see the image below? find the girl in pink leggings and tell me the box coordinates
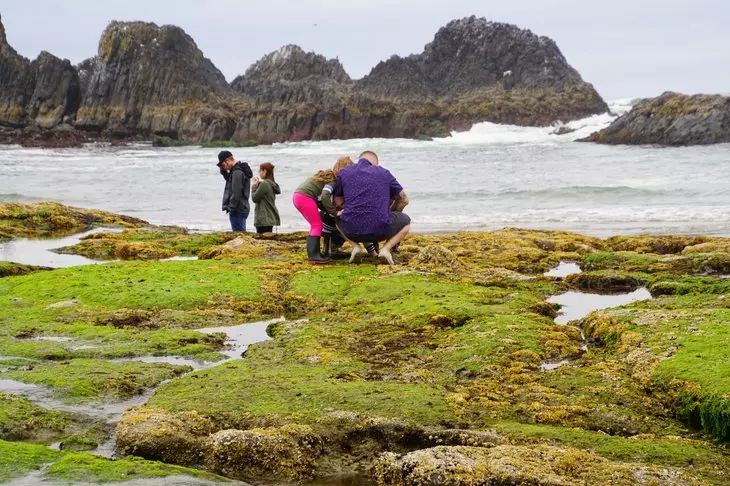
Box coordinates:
[293,157,353,264]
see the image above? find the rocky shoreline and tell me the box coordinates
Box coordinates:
[0,15,607,148]
[1,203,730,484]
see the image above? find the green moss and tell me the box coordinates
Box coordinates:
[57,229,237,260]
[46,453,226,483]
[3,359,190,402]
[0,260,260,310]
[0,393,74,441]
[0,439,60,482]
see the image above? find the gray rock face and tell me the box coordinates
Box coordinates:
[357,16,588,99]
[0,14,35,127]
[231,45,351,105]
[0,14,609,146]
[76,21,230,135]
[28,52,81,128]
[584,92,730,146]
[0,15,81,130]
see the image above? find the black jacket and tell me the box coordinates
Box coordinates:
[221,162,253,214]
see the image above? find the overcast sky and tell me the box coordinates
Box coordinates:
[2,0,728,100]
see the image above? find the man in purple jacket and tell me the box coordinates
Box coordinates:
[333,150,410,265]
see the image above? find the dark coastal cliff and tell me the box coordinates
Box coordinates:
[0,14,608,146]
[583,92,730,146]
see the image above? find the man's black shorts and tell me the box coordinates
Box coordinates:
[342,211,411,243]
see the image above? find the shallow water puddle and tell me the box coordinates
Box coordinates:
[0,228,119,268]
[197,317,283,359]
[544,261,582,278]
[548,288,653,325]
[540,288,652,371]
[110,355,207,370]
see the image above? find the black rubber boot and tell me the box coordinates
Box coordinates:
[322,234,332,258]
[307,236,330,264]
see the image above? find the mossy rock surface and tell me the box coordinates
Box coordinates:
[2,223,730,483]
[0,201,147,240]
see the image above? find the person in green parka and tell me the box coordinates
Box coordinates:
[251,162,281,234]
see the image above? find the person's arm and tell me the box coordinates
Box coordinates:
[332,175,345,214]
[228,170,243,211]
[320,184,337,217]
[391,190,409,211]
[387,170,407,211]
[219,167,230,180]
[251,180,270,203]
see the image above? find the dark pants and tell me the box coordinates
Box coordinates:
[229,212,248,232]
[322,211,376,253]
[256,226,273,234]
[343,211,411,244]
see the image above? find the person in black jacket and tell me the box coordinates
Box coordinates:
[217,150,253,232]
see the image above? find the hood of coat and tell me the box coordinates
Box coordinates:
[269,180,281,195]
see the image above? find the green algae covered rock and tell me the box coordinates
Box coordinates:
[376,445,700,485]
[3,222,730,484]
[0,201,147,240]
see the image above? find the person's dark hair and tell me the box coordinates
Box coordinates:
[359,150,378,162]
[260,162,275,182]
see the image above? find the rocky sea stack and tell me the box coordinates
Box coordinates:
[583,92,730,146]
[0,14,608,146]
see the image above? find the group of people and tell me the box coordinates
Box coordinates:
[217,150,411,265]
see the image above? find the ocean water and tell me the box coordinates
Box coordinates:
[1,99,728,237]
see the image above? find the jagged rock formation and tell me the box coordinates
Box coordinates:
[0,14,609,146]
[0,13,83,144]
[358,17,586,99]
[75,21,231,140]
[27,52,81,128]
[583,92,730,146]
[0,13,38,128]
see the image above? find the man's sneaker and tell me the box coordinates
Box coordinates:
[349,244,363,264]
[378,248,395,265]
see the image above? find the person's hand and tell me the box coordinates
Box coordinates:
[252,177,260,185]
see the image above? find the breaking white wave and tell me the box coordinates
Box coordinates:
[442,97,643,146]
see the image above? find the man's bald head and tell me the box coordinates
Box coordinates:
[359,151,379,166]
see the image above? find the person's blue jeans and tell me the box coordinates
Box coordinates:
[229,211,248,232]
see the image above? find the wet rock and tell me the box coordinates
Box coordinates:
[116,408,215,464]
[565,272,642,292]
[409,245,466,271]
[0,201,147,239]
[375,445,698,485]
[607,235,711,255]
[0,262,51,278]
[583,92,730,146]
[205,425,323,482]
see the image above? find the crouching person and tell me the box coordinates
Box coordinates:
[333,151,410,265]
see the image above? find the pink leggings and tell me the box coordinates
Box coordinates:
[293,193,323,237]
